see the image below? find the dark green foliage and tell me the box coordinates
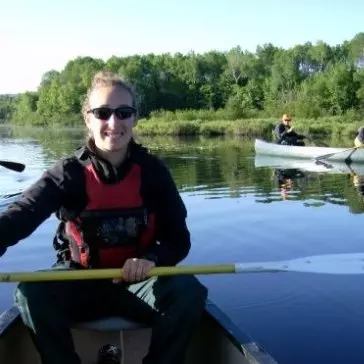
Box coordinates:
[1,33,364,128]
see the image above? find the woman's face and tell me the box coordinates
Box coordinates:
[283,118,291,126]
[85,85,137,152]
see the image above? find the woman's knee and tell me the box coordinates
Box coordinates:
[170,275,208,304]
[14,282,50,309]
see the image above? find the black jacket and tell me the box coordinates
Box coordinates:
[0,141,191,267]
[274,123,304,144]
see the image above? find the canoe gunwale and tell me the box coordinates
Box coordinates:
[205,300,278,363]
[0,306,20,336]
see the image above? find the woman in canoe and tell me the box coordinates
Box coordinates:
[0,71,208,364]
[274,113,306,146]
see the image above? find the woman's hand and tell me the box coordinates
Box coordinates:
[113,258,156,284]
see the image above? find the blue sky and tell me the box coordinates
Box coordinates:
[1,0,363,94]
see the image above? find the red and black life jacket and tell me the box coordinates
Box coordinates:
[56,158,156,269]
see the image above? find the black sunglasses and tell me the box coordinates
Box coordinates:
[87,106,136,121]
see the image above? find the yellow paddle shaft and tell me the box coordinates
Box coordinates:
[0,264,236,283]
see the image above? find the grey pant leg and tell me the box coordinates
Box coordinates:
[125,275,208,364]
[13,264,125,364]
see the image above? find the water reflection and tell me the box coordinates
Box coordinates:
[253,154,364,213]
[352,172,364,194]
[1,127,364,214]
[274,168,306,201]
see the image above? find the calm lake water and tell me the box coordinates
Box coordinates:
[1,125,364,364]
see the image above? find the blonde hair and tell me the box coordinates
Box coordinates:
[282,113,292,121]
[82,71,138,119]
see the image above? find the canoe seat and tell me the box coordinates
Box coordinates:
[73,316,150,331]
[72,316,151,363]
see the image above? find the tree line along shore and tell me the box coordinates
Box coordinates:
[1,33,364,137]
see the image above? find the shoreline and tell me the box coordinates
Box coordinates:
[1,114,363,138]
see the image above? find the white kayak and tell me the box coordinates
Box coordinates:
[254,139,364,163]
[0,299,278,364]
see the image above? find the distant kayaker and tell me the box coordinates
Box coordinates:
[354,126,364,147]
[0,71,208,364]
[274,113,305,146]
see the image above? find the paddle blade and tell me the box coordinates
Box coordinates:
[0,161,25,172]
[235,253,364,275]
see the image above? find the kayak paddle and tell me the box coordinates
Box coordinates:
[0,160,26,172]
[1,252,364,282]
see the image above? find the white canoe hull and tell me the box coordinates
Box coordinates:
[254,155,364,176]
[254,139,364,163]
[0,299,278,364]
